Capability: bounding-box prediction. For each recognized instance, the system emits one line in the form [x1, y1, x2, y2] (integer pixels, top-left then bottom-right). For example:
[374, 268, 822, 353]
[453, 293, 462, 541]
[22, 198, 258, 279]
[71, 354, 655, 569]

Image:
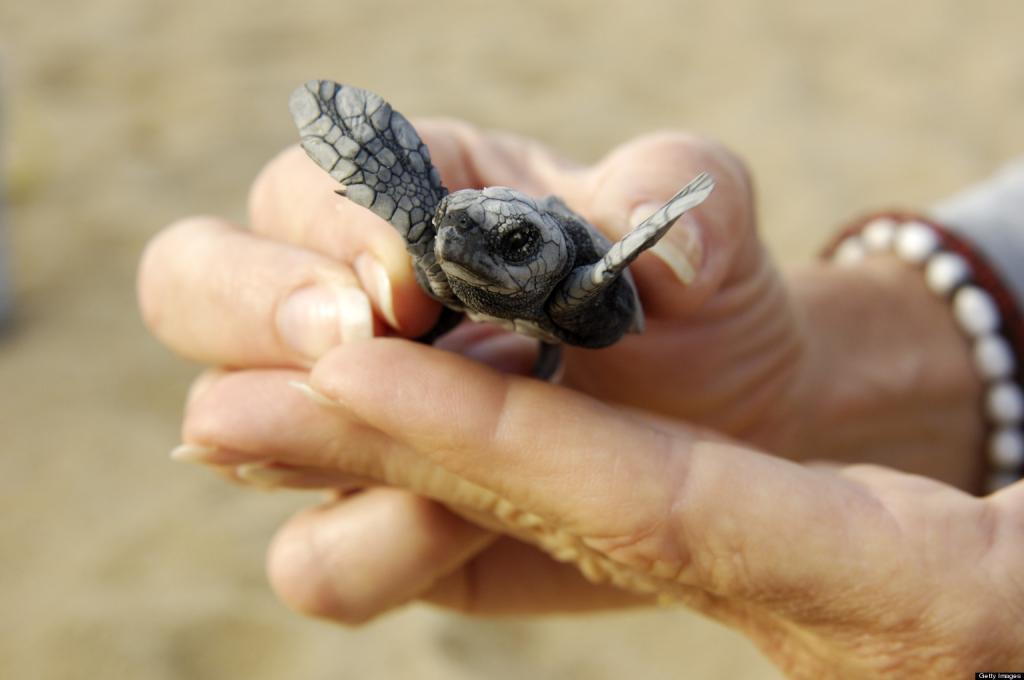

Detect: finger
[247, 146, 439, 336]
[309, 340, 914, 602]
[138, 216, 382, 367]
[311, 340, 680, 540]
[268, 489, 646, 624]
[578, 132, 760, 318]
[248, 123, 588, 337]
[266, 488, 496, 624]
[181, 367, 560, 533]
[182, 368, 643, 615]
[415, 125, 764, 320]
[181, 368, 399, 477]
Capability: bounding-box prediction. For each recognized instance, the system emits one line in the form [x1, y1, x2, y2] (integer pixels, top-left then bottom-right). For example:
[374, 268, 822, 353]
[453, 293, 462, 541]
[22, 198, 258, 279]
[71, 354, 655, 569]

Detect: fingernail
[650, 239, 699, 285]
[354, 253, 400, 330]
[630, 203, 702, 285]
[170, 443, 218, 463]
[288, 380, 341, 408]
[236, 462, 294, 489]
[276, 281, 373, 361]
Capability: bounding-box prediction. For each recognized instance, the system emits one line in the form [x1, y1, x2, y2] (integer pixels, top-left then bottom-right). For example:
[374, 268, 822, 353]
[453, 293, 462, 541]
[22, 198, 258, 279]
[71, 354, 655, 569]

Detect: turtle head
[433, 187, 573, 300]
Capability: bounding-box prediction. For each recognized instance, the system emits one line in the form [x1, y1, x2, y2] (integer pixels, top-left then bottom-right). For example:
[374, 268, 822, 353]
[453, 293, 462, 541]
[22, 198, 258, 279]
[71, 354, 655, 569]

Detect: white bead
[986, 381, 1024, 424]
[894, 221, 940, 264]
[989, 428, 1024, 469]
[924, 252, 970, 296]
[985, 471, 1020, 493]
[833, 236, 867, 266]
[974, 334, 1016, 380]
[952, 286, 1000, 337]
[862, 218, 898, 252]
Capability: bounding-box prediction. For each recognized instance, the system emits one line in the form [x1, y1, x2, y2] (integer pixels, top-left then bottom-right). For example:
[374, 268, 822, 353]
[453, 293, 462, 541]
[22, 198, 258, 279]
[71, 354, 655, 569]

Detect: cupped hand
[181, 339, 1023, 678]
[139, 120, 804, 451]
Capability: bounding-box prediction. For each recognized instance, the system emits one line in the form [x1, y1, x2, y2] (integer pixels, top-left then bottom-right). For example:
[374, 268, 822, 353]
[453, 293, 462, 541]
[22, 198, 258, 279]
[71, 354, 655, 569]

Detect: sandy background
[1, 1, 1022, 678]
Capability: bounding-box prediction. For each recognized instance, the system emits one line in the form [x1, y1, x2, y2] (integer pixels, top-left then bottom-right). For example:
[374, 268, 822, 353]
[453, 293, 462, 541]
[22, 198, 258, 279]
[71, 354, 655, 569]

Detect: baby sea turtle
[289, 80, 714, 377]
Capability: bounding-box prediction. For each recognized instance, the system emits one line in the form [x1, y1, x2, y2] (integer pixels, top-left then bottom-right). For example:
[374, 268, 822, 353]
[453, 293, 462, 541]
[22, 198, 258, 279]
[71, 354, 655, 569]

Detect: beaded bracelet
[824, 213, 1024, 494]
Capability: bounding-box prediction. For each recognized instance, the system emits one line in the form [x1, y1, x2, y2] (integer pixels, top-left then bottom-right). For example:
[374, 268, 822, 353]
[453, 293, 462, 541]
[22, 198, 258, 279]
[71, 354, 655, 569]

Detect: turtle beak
[435, 223, 493, 286]
[435, 210, 485, 264]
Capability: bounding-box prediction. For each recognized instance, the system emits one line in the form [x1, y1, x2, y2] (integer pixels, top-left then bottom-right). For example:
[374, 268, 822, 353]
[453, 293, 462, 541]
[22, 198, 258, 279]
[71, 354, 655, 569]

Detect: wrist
[786, 257, 985, 489]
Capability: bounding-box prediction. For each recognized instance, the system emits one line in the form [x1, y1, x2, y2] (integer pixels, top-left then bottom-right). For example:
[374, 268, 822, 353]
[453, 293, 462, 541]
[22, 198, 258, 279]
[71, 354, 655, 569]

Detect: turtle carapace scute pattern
[290, 80, 714, 349]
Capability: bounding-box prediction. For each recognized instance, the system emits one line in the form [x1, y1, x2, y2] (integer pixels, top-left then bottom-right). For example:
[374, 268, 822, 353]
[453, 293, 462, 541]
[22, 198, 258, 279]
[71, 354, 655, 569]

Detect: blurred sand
[1, 1, 1022, 678]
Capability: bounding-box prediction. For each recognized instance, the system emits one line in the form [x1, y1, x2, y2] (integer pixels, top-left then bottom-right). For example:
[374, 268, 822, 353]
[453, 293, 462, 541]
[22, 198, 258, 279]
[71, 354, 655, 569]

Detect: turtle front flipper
[289, 80, 447, 263]
[547, 172, 715, 346]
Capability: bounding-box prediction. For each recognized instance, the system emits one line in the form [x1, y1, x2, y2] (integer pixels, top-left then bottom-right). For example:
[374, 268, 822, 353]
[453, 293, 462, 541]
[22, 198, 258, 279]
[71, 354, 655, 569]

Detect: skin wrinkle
[679, 444, 806, 602]
[695, 241, 785, 324]
[566, 251, 801, 439]
[768, 257, 985, 487]
[968, 500, 1024, 630]
[667, 449, 756, 599]
[697, 265, 803, 424]
[722, 333, 805, 449]
[768, 492, 928, 626]
[730, 608, 865, 677]
[148, 114, 1024, 672]
[989, 506, 1024, 627]
[421, 535, 663, 615]
[575, 424, 685, 571]
[307, 351, 720, 599]
[465, 487, 692, 599]
[725, 548, 969, 678]
[703, 461, 853, 604]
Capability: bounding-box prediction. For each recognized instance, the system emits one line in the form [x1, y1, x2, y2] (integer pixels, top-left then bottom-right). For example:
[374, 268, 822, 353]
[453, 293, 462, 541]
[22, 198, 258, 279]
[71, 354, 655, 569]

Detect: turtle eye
[496, 227, 540, 264]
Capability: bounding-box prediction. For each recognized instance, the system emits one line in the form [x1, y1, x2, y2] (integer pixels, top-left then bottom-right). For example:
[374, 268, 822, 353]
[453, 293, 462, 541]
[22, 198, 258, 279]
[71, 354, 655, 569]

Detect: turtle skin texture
[290, 80, 713, 349]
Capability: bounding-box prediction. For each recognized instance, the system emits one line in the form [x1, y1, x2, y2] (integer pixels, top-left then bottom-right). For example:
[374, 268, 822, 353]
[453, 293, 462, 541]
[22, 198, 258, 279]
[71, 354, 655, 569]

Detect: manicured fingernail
[236, 462, 294, 488]
[170, 443, 218, 463]
[276, 281, 373, 361]
[288, 380, 341, 408]
[630, 203, 702, 285]
[354, 253, 399, 330]
[650, 240, 698, 284]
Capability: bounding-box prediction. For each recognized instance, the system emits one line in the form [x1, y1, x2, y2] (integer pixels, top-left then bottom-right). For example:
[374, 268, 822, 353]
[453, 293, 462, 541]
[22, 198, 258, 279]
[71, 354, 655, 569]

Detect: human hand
[139, 120, 984, 485]
[139, 118, 798, 434]
[180, 339, 1023, 678]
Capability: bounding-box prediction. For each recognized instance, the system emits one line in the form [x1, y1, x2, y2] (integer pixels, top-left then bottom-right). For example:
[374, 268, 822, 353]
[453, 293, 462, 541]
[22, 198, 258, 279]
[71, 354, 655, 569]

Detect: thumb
[308, 339, 884, 602]
[581, 132, 762, 318]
